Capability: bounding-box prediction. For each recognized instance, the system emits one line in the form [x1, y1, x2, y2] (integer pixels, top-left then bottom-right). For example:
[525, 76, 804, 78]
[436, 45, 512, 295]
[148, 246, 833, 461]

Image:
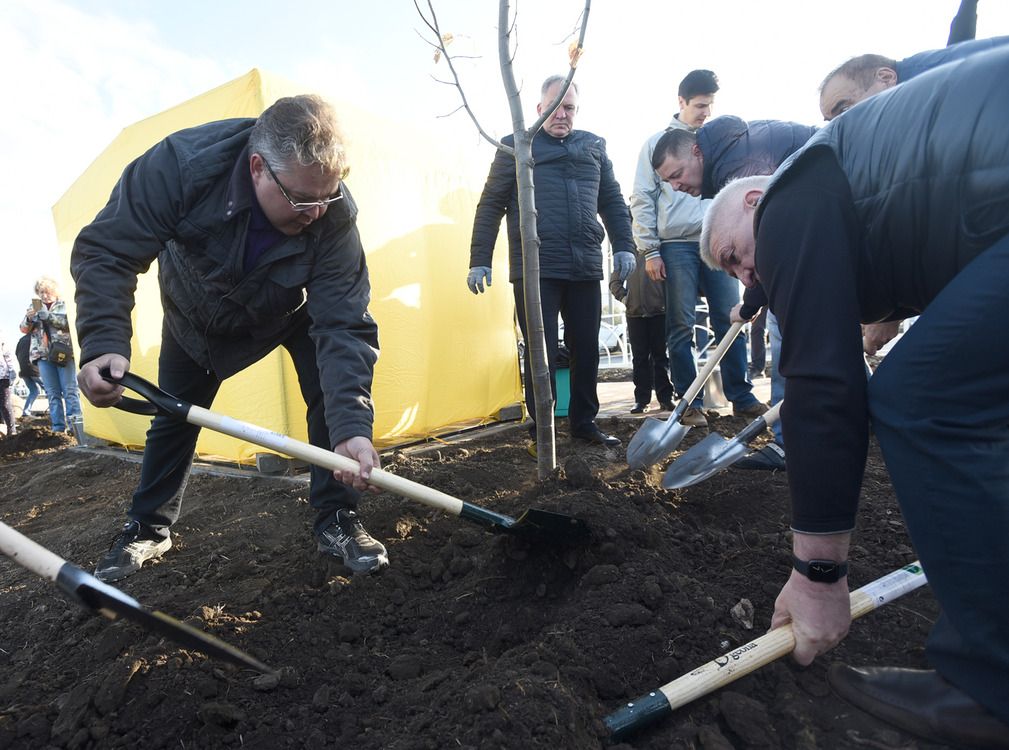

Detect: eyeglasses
[260, 156, 344, 212]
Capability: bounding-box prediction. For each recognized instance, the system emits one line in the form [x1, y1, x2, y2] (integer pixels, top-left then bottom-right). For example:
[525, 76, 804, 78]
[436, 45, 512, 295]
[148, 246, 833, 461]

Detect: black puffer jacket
[71, 119, 379, 446]
[698, 116, 817, 199]
[469, 130, 634, 283]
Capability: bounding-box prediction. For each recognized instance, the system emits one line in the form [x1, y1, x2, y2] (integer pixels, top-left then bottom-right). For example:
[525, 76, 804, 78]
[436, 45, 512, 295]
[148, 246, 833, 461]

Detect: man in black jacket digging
[699, 47, 1009, 747]
[73, 95, 389, 580]
[467, 76, 636, 455]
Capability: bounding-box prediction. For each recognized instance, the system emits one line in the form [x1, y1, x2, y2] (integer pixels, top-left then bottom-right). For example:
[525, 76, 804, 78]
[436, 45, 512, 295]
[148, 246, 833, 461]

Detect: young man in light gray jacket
[629, 69, 764, 430]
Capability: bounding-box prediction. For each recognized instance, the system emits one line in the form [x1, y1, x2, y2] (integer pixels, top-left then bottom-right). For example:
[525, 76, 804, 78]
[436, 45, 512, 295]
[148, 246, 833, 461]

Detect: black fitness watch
[792, 555, 848, 583]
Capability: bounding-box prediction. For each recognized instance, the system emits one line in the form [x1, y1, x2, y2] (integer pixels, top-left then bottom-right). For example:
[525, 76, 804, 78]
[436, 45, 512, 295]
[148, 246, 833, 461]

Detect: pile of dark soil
[0, 415, 948, 749]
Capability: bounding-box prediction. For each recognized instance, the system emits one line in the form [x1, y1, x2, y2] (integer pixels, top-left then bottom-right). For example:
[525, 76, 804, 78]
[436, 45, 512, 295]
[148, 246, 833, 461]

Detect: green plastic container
[555, 367, 571, 417]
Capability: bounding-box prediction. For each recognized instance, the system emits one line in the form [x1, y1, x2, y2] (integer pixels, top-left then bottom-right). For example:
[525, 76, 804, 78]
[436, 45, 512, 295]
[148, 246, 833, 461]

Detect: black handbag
[42, 321, 74, 367]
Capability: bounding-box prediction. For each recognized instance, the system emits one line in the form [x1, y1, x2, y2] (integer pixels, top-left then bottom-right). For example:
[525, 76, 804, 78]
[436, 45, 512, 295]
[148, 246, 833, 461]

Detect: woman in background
[19, 276, 82, 434]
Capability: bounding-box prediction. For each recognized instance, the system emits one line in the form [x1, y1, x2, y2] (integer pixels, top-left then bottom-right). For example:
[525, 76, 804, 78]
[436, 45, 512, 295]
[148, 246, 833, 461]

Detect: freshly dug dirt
[0, 411, 951, 749]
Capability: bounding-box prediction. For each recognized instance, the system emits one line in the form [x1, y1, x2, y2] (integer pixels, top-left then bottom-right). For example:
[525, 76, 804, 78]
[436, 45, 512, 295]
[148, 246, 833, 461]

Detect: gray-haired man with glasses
[72, 95, 390, 581]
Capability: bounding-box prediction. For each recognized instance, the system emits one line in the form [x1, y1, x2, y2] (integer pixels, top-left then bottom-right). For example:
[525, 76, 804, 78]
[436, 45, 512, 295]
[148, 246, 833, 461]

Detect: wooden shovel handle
[680, 320, 745, 407]
[606, 561, 928, 738]
[184, 406, 465, 517]
[0, 521, 66, 581]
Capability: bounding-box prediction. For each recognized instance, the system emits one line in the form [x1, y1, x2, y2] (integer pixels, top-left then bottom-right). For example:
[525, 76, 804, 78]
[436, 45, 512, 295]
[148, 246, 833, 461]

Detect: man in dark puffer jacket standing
[699, 47, 1009, 748]
[467, 76, 636, 454]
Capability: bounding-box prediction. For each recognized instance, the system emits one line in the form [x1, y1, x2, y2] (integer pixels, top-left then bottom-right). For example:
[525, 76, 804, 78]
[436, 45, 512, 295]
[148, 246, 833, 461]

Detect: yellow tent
[53, 69, 521, 461]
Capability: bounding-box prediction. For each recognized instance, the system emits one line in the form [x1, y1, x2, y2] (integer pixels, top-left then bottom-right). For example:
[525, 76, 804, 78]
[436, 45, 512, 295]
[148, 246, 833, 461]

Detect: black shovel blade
[508, 508, 590, 542]
[57, 564, 275, 675]
[458, 503, 589, 542]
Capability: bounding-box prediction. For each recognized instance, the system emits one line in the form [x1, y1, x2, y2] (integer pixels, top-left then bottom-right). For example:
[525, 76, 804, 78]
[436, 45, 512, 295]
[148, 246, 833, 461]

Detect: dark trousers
[868, 232, 1009, 725]
[513, 279, 601, 435]
[129, 318, 358, 537]
[627, 314, 673, 406]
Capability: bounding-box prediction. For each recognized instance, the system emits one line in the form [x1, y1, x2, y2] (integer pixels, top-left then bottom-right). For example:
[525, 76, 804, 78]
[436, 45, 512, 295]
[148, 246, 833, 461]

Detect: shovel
[104, 371, 588, 543]
[627, 320, 745, 469]
[0, 521, 274, 674]
[662, 401, 782, 489]
[604, 561, 928, 740]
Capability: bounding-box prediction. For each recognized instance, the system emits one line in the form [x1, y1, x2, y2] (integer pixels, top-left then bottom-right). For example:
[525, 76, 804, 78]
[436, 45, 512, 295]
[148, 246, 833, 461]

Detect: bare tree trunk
[498, 2, 555, 477]
[417, 0, 590, 479]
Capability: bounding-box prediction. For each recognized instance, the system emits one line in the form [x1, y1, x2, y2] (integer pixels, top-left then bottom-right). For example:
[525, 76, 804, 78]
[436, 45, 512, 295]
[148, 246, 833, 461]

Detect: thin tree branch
[527, 0, 590, 135]
[417, 0, 508, 153]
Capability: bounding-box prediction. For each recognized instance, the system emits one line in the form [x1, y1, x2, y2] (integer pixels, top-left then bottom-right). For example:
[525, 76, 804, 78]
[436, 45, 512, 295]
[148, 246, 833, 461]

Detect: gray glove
[35, 307, 50, 321]
[613, 251, 636, 282]
[467, 266, 493, 294]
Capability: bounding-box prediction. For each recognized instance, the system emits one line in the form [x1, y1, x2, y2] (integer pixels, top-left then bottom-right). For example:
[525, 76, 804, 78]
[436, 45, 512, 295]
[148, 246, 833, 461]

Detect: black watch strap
[792, 555, 848, 583]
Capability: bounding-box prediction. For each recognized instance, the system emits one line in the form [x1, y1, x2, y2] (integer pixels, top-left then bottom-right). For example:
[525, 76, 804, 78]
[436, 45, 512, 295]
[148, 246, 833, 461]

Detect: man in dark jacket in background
[699, 47, 1009, 747]
[73, 95, 389, 581]
[609, 258, 673, 415]
[467, 75, 636, 453]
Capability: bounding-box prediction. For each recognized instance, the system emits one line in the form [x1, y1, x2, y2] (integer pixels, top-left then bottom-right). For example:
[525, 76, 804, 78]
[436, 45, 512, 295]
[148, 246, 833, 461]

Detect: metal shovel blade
[661, 403, 781, 489]
[627, 416, 691, 469]
[661, 432, 749, 489]
[58, 564, 276, 674]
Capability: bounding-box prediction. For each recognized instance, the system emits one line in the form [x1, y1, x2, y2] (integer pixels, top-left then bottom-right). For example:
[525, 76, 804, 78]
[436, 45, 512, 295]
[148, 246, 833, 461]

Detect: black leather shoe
[827, 664, 1009, 749]
[658, 401, 675, 412]
[571, 427, 621, 448]
[630, 403, 647, 414]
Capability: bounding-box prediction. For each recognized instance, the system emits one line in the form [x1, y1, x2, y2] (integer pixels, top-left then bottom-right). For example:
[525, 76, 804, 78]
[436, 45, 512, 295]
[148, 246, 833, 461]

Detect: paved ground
[596, 370, 772, 421]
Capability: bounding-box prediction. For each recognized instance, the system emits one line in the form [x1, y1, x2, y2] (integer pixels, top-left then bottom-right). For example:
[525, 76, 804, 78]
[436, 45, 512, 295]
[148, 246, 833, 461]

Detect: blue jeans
[37, 359, 82, 432]
[23, 375, 43, 413]
[767, 311, 784, 445]
[660, 241, 756, 409]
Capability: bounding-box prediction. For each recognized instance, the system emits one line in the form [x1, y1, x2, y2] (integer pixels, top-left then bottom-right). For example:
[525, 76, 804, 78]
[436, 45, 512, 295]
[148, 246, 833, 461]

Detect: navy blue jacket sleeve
[469, 146, 515, 269]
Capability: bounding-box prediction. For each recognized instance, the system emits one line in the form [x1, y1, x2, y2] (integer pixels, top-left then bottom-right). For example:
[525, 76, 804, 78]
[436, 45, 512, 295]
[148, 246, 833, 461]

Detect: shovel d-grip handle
[100, 368, 190, 420]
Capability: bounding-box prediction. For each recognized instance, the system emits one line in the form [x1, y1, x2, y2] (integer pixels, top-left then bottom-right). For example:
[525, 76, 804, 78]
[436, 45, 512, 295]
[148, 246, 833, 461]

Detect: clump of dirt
[0, 413, 951, 749]
[0, 422, 76, 460]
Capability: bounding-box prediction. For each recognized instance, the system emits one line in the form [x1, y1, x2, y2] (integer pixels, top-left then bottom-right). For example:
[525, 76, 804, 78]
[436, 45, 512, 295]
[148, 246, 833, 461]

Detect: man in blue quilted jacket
[466, 76, 636, 454]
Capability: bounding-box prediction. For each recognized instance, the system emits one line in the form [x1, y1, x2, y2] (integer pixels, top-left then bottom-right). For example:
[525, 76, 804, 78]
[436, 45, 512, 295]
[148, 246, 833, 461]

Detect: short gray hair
[541, 75, 579, 98]
[699, 175, 770, 269]
[249, 94, 348, 178]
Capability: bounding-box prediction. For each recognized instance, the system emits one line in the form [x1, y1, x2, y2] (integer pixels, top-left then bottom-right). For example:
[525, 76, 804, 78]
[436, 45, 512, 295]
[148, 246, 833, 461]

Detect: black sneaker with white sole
[317, 509, 389, 574]
[94, 520, 172, 582]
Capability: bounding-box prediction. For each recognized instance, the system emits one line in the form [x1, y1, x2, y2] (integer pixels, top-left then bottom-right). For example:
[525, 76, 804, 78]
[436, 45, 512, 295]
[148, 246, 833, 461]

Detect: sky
[1, 0, 1006, 355]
